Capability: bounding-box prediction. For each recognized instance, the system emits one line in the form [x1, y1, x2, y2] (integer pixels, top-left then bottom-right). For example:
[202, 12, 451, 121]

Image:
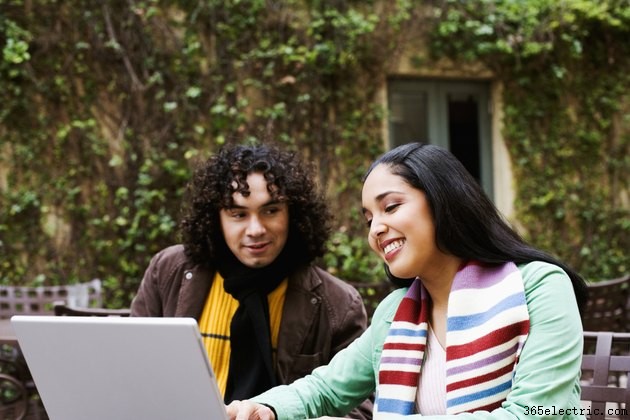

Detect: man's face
[219, 172, 290, 268]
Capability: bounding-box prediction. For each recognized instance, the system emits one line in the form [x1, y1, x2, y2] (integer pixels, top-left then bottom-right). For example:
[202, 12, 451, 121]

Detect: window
[387, 79, 493, 197]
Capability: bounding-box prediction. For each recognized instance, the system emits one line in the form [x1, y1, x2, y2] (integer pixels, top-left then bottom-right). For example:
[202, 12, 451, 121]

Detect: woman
[227, 142, 588, 419]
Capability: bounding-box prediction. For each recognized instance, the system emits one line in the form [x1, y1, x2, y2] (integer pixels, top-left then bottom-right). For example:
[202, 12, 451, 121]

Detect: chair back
[53, 303, 130, 317]
[582, 275, 630, 332]
[581, 331, 630, 419]
[0, 279, 102, 319]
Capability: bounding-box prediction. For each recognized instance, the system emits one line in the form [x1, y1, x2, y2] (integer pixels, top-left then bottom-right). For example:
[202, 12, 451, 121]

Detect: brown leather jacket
[131, 245, 373, 419]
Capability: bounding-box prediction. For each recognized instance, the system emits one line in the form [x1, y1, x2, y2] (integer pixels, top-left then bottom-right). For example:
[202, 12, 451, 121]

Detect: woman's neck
[423, 255, 464, 347]
[421, 255, 464, 307]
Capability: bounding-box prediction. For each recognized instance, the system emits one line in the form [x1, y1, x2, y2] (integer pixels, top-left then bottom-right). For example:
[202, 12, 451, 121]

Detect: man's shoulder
[150, 244, 197, 272]
[290, 265, 362, 298]
[153, 244, 186, 262]
[310, 265, 346, 283]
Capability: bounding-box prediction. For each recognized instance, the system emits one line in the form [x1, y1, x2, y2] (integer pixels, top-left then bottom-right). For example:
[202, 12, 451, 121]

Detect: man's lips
[243, 242, 271, 253]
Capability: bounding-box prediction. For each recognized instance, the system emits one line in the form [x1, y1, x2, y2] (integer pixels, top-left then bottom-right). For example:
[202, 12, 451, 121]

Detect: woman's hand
[225, 400, 276, 420]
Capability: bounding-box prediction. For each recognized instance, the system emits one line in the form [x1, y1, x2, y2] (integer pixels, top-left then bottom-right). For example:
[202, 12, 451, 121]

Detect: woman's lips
[382, 239, 405, 261]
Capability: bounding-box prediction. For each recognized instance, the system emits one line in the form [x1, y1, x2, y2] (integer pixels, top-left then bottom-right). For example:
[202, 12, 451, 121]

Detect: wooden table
[0, 318, 18, 343]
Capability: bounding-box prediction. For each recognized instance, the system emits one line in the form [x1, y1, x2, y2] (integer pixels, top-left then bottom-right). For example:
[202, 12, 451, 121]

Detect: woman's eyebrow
[362, 191, 403, 215]
[374, 190, 403, 203]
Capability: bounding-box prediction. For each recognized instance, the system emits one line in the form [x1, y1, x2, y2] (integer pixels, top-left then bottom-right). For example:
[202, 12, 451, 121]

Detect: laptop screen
[11, 315, 228, 420]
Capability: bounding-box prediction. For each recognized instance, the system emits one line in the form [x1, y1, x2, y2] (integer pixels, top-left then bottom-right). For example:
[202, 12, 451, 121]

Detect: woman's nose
[369, 218, 387, 240]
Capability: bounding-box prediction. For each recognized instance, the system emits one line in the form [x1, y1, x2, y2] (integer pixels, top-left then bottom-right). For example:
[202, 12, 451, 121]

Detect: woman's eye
[365, 219, 372, 228]
[385, 203, 400, 213]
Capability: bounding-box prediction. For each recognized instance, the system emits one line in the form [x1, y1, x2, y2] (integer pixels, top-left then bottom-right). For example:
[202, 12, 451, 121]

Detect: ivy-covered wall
[0, 0, 411, 307]
[429, 0, 629, 279]
[1, 0, 628, 308]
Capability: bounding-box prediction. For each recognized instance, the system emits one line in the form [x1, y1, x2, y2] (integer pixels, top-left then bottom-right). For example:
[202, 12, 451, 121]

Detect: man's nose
[246, 215, 265, 236]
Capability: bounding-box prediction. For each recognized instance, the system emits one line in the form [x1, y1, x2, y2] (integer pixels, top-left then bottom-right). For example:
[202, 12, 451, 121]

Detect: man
[131, 143, 372, 418]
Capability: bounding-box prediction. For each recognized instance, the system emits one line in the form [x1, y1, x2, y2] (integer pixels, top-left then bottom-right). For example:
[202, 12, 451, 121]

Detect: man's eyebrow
[260, 199, 284, 207]
[225, 199, 284, 210]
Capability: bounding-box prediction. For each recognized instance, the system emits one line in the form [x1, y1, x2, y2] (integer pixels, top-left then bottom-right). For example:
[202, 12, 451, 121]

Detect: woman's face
[362, 164, 444, 280]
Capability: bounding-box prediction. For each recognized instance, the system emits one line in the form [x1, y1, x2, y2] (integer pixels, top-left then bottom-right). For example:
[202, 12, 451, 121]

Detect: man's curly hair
[180, 143, 332, 267]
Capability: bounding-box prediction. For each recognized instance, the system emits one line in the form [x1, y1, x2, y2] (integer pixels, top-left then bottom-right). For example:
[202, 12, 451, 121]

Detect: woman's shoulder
[371, 287, 408, 323]
[517, 261, 570, 286]
[517, 261, 577, 309]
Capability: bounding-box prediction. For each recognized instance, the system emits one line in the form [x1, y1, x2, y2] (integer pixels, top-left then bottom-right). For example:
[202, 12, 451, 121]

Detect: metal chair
[581, 331, 630, 419]
[582, 275, 630, 332]
[0, 341, 44, 420]
[0, 279, 103, 319]
[0, 372, 29, 420]
[0, 340, 31, 420]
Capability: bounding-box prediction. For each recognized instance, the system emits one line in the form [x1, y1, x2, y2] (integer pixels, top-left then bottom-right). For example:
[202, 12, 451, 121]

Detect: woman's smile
[381, 238, 406, 261]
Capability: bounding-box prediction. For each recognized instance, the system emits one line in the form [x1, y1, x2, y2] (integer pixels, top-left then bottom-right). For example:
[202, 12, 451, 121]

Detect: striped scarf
[376, 261, 530, 416]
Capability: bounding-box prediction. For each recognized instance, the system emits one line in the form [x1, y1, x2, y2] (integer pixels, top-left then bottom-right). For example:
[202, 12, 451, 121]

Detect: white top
[417, 325, 447, 415]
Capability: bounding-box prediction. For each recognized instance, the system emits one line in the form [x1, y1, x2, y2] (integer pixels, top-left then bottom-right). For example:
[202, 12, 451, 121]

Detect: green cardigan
[253, 261, 585, 419]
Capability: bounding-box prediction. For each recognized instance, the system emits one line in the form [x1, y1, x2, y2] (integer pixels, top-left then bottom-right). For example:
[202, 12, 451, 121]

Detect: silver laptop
[11, 315, 228, 420]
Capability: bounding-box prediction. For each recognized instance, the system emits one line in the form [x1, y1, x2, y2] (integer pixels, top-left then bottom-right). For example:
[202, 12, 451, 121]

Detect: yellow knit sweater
[198, 272, 288, 396]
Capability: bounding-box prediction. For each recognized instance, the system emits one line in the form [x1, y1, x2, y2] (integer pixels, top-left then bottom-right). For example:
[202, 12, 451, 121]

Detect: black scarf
[217, 243, 296, 403]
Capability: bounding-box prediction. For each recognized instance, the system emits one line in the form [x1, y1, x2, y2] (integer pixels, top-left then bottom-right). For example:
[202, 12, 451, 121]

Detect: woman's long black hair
[364, 142, 588, 313]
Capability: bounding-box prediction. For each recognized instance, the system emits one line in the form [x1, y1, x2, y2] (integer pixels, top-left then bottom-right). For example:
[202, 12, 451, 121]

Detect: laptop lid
[11, 315, 228, 420]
